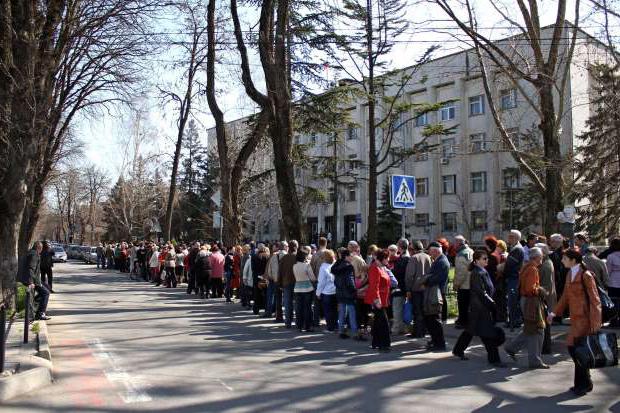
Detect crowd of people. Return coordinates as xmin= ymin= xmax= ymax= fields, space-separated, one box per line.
xmin=22 ymin=230 xmax=620 ymax=397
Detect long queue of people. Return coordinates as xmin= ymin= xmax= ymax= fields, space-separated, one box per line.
xmin=106 ymin=231 xmax=619 ymax=398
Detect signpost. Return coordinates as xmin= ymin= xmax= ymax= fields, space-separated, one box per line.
xmin=390 ymin=175 xmax=416 ymax=238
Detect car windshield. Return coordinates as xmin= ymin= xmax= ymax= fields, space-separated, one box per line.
xmin=54 ymin=247 xmax=65 ymax=253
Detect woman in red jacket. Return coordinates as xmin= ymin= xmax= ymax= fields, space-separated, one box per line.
xmin=365 ymin=249 xmax=392 ymax=352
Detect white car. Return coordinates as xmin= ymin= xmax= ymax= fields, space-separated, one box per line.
xmin=52 ymin=246 xmax=67 ymax=263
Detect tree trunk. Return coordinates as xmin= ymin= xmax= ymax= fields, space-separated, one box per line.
xmin=164 ymin=117 xmax=188 ymax=242
xmin=539 ymin=81 xmax=563 ymax=236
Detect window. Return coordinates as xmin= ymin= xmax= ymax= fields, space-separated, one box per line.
xmin=416 ymin=177 xmax=429 ymax=197
xmin=442 ymin=138 xmax=456 ymax=158
xmin=415 ymin=213 xmax=429 ymax=227
xmin=415 ymin=112 xmax=428 ymax=127
xmin=346 ymin=127 xmax=358 ymax=140
xmin=470 ymin=133 xmax=487 ymax=152
xmin=500 ymin=88 xmax=517 ymax=109
xmin=469 ymin=95 xmax=485 ymax=116
xmin=348 ymin=185 xmax=356 ymax=201
xmin=348 ymin=161 xmax=356 ymax=170
xmin=471 ymin=171 xmax=487 ymax=193
xmin=442 ymin=212 xmax=457 ymax=232
xmin=414 ymin=152 xmax=429 ymax=162
xmin=471 ymin=211 xmax=487 ymax=231
xmin=502 ymin=168 xmax=521 ymax=189
xmin=310 ymin=133 xmax=318 ymax=144
xmin=442 ymin=175 xmax=456 ymax=194
xmin=440 ymin=103 xmax=456 ymax=121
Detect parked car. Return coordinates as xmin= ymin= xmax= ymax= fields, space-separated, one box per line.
xmin=84 ymin=247 xmax=98 ymax=264
xmin=79 ymin=246 xmax=91 ymax=261
xmin=51 ymin=246 xmax=67 ymax=263
xmin=67 ymin=245 xmax=81 ymax=259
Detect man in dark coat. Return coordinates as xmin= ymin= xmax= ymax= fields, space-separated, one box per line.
xmin=422 ymin=242 xmax=450 ymax=351
xmin=18 ymin=242 xmax=51 ymax=320
xmin=40 ymin=241 xmax=55 ymax=293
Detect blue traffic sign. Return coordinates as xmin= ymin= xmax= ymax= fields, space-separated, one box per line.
xmin=391 ymin=175 xmax=416 ymax=209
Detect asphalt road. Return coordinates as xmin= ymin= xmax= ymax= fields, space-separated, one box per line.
xmin=3 ymin=261 xmax=620 ymax=413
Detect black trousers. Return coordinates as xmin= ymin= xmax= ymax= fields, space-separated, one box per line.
xmin=411 ymin=291 xmax=426 ymax=337
xmin=568 ymin=345 xmax=593 ymax=391
xmin=41 ymin=267 xmax=53 ymax=290
xmin=371 ymin=308 xmax=391 ymax=349
xmin=441 ymin=291 xmax=448 ymax=321
xmin=453 ymin=330 xmax=501 ymax=363
xmin=456 ymin=289 xmax=470 ymax=325
xmin=424 ymin=313 xmax=446 ymax=348
xmin=274 ymin=284 xmax=283 ymax=321
xmin=211 ymin=278 xmax=223 ymax=298
xmin=543 ymin=320 xmax=552 ymax=353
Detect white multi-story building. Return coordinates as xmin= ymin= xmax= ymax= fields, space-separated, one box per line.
xmin=209 ymin=24 xmax=609 ymax=245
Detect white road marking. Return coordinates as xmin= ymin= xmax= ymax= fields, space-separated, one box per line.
xmin=88 ymin=338 xmax=152 ymax=403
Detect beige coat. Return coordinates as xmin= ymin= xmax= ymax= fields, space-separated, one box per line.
xmin=405 ymin=252 xmax=432 ymax=292
xmin=539 ymin=257 xmax=557 ymax=311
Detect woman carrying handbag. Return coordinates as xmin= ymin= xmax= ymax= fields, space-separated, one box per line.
xmin=548 ymin=248 xmax=602 ymax=397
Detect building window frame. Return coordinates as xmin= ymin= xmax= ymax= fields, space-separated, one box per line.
xmin=471 ymin=210 xmax=488 ymax=231
xmin=415 ymin=213 xmax=429 ymax=227
xmin=415 ymin=112 xmax=428 ymax=127
xmin=502 ymin=167 xmax=521 ymax=189
xmin=470 ymin=133 xmax=487 ymax=153
xmin=442 ymin=175 xmax=456 ymax=194
xmin=471 ymin=171 xmax=488 ymax=193
xmin=469 ymin=95 xmax=485 ymax=116
xmin=500 ymin=88 xmax=517 ymax=110
xmin=416 ymin=177 xmax=429 ymax=197
xmin=439 ymin=103 xmax=456 ymax=121
xmin=442 ymin=212 xmax=457 ymax=232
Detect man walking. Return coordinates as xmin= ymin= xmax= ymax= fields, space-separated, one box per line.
xmin=453 ymin=235 xmax=473 ymax=329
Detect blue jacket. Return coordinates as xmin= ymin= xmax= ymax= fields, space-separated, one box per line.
xmin=504 ymin=244 xmax=524 ymax=281
xmin=424 ymin=254 xmax=450 ymax=291
xmin=331 ymin=259 xmax=357 ymax=304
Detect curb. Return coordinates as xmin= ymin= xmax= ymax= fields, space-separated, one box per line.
xmin=0 ymin=321 xmax=54 ymax=401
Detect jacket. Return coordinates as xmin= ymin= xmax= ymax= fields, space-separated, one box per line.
xmin=266 ymin=251 xmax=286 ymax=282
xmin=364 ymin=262 xmax=391 ymax=307
xmin=209 ymin=252 xmax=225 ymax=279
xmin=504 ymin=243 xmax=524 ymax=281
xmin=195 ymin=251 xmax=212 ymax=282
xmin=310 ymin=249 xmax=327 ymax=278
xmin=18 ymin=249 xmax=41 ymax=286
xmin=278 ymin=253 xmax=298 ymax=288
xmin=467 ymin=265 xmax=497 ymax=338
xmin=422 ymin=254 xmax=450 ymax=315
xmin=583 ymin=252 xmax=609 ymax=288
xmin=242 ymin=257 xmax=253 ymax=287
xmin=293 ymin=262 xmax=316 ymax=293
xmin=391 ymin=254 xmax=409 ymax=297
xmin=607 ymin=251 xmax=620 ymax=289
xmin=519 ymin=261 xmax=543 ymax=297
xmin=539 ymin=257 xmax=557 ymax=311
xmin=40 ymin=249 xmax=54 ymax=269
xmin=331 ymin=259 xmax=357 ymax=304
xmin=316 ymin=262 xmax=336 ymax=296
xmin=350 ymin=255 xmax=369 ymax=298
xmin=405 ymin=252 xmax=432 ymax=292
xmin=553 ymin=268 xmax=602 ymax=346
xmin=453 ymin=245 xmax=473 ymax=290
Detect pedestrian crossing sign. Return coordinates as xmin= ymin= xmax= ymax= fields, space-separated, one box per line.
xmin=391 ymin=175 xmax=416 ymax=209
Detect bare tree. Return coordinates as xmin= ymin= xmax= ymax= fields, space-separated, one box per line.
xmin=161 ymin=0 xmax=210 ymax=242
xmin=433 ymin=0 xmax=582 ymax=236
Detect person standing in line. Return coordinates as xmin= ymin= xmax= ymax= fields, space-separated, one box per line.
xmin=332 ymin=248 xmax=363 ymax=340
xmin=224 ymin=247 xmax=235 ymax=303
xmin=316 ymin=249 xmax=337 ymax=331
xmin=548 ymin=249 xmax=602 ymax=396
xmin=164 ymin=245 xmax=177 ymax=288
xmin=452 ymin=250 xmax=506 ymax=367
xmin=195 ymin=245 xmax=212 ymax=299
xmin=40 ymin=241 xmax=55 ymax=293
xmin=175 ymin=246 xmax=186 ymax=286
xmin=605 ymin=238 xmax=620 ymax=328
xmin=574 ymin=233 xmax=590 ymax=256
xmin=423 ymin=242 xmax=450 ymax=352
xmin=96 ymin=243 xmax=105 ymax=269
xmin=505 ymin=230 xmax=525 ymax=330
xmin=310 ymin=237 xmax=329 ymax=327
xmin=536 ymin=243 xmax=556 ymax=355
xmin=549 ymin=234 xmax=568 ymax=322
xmin=265 ymin=242 xmax=286 ymax=318
xmin=348 ymin=241 xmax=370 ymax=337
xmin=149 ymin=245 xmax=160 ymax=285
xmin=453 ymin=235 xmax=474 ymax=329
xmin=405 ymin=240 xmax=432 ymax=338
xmin=583 ymin=247 xmax=609 ymax=289
xmin=365 ymin=249 xmax=392 ymax=352
xmin=523 ymin=233 xmax=538 ymax=262
xmin=251 ymin=245 xmax=269 ymax=314
xmin=272 ymin=241 xmax=288 ymax=322
xmin=293 ymin=248 xmax=317 ymax=332
xmin=242 ymin=245 xmax=254 ymax=308
xmin=209 ymin=246 xmax=226 ymax=298
xmin=504 ymin=247 xmax=549 ymax=369
xmin=391 ymin=238 xmax=410 ymax=336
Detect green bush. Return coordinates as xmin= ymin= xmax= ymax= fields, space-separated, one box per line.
xmin=16 ymin=284 xmax=27 ymax=313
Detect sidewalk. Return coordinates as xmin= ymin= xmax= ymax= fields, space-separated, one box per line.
xmin=0 ymin=316 xmax=53 ymax=401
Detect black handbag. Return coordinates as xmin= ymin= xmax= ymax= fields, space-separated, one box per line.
xmin=573 ymin=332 xmax=618 ymax=369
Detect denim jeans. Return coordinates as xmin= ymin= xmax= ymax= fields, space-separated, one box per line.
xmin=265 ymin=281 xmax=276 ymax=315
xmin=338 ymin=302 xmax=357 ymax=335
xmin=224 ymin=271 xmax=233 ymax=301
xmin=283 ymin=286 xmax=295 ymax=327
xmin=507 ymin=278 xmax=522 ymax=328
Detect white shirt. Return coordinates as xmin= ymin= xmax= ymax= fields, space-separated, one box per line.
xmin=570 ymin=264 xmax=581 ymax=282
xmin=316 ymin=262 xmax=336 ymax=297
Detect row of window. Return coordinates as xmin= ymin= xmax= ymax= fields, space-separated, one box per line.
xmin=414 ymin=211 xmax=488 ymax=232
xmin=415 ymin=168 xmax=521 ymax=196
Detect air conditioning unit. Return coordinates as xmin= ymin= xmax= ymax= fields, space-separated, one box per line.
xmin=441 ymin=158 xmax=450 ymax=165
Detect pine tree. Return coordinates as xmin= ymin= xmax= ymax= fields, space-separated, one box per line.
xmin=377 ymin=178 xmax=401 ymax=247
xmin=574 ymin=64 xmax=620 ymax=240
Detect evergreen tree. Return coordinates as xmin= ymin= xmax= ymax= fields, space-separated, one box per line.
xmin=377 ymin=178 xmax=401 ymax=247
xmin=574 ymin=64 xmax=620 ymax=240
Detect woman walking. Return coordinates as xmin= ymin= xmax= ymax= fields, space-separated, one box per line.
xmin=365 ymin=249 xmax=391 ymax=352
xmin=293 ymin=249 xmax=317 ymax=332
xmin=548 ymin=249 xmax=602 ymax=396
xmin=452 ymin=250 xmax=506 ymax=367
